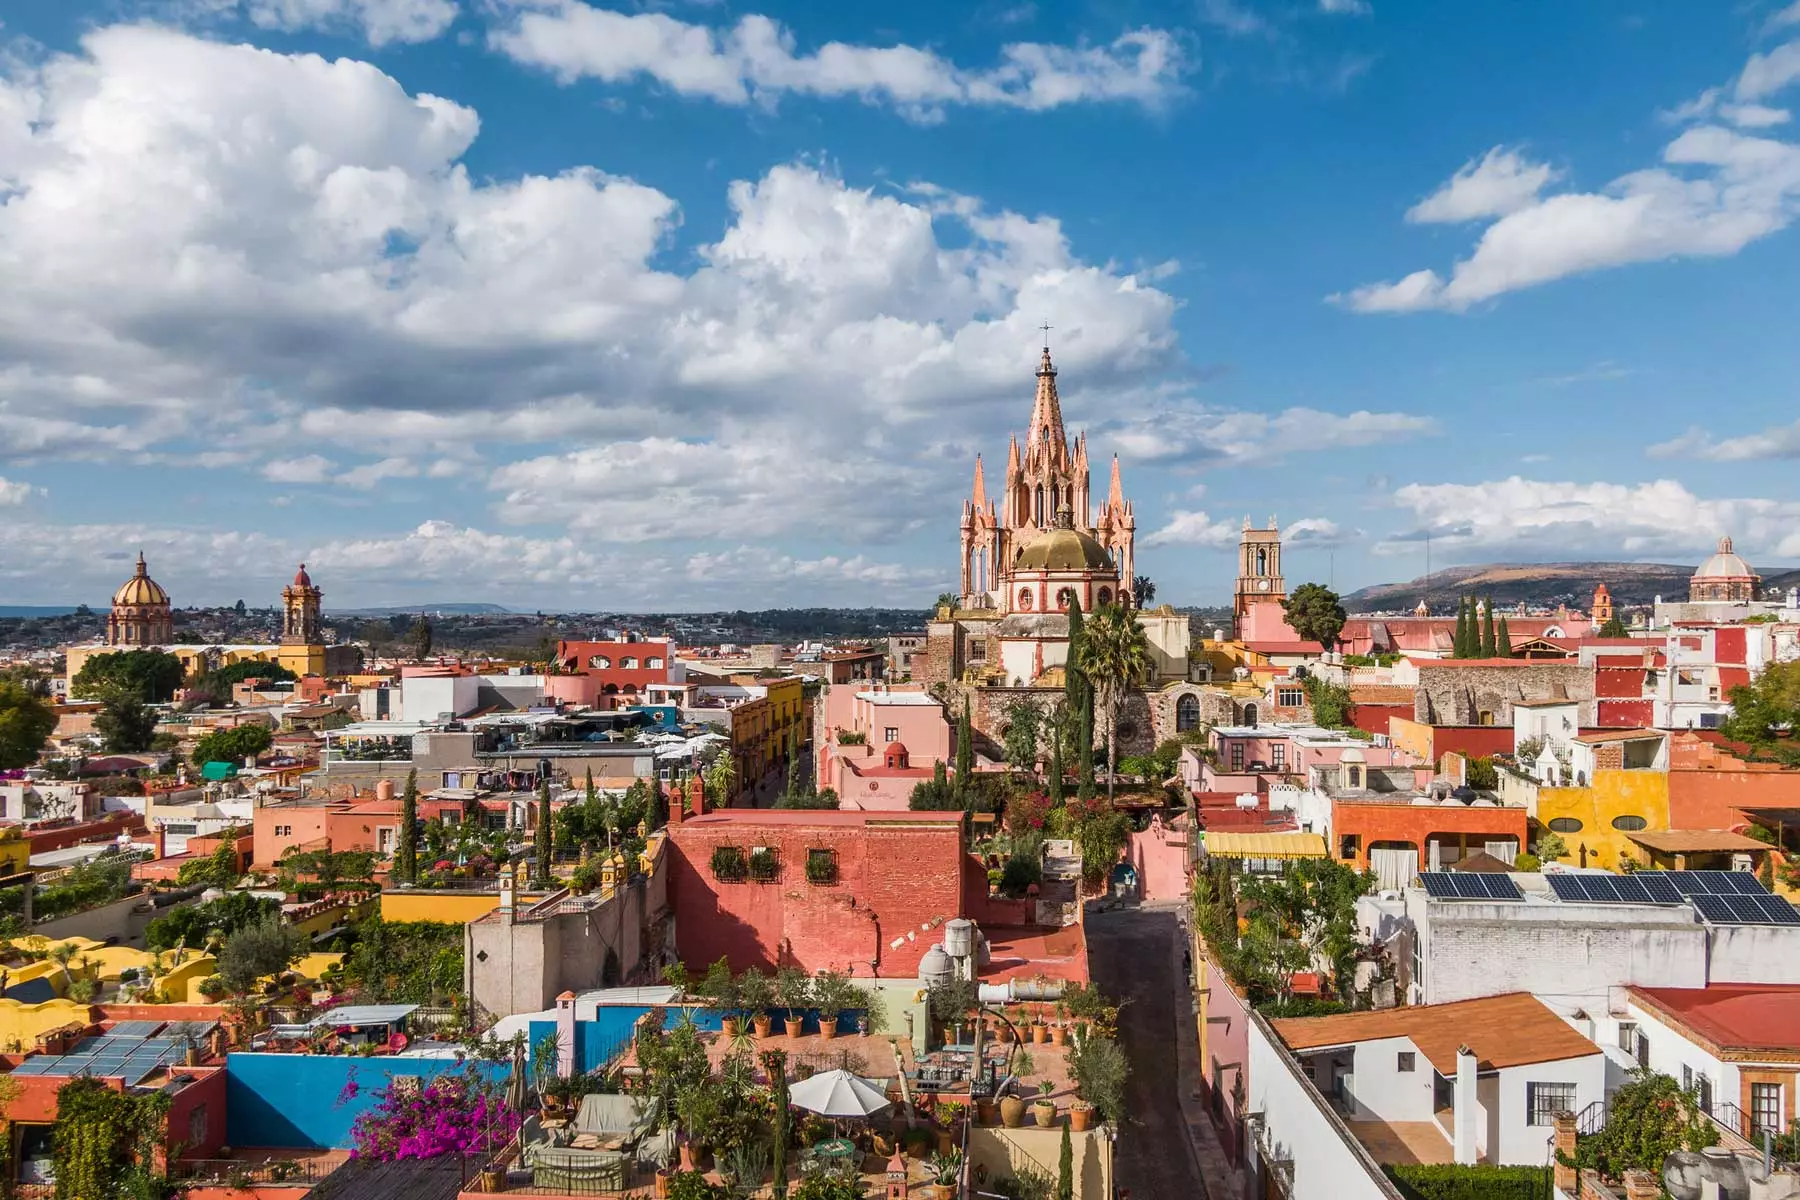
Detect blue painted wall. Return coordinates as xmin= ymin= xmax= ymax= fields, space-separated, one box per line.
xmin=225 ymin=1053 xmax=507 ymax=1149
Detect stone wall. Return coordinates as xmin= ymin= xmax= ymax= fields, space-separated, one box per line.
xmin=1413 ymin=661 xmax=1595 ymax=727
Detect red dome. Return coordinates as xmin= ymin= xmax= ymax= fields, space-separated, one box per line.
xmin=293 ymin=563 xmax=313 ymax=587
xmin=883 ymin=741 xmax=909 ymax=758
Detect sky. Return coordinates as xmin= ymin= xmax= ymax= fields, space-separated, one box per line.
xmin=3 ymin=0 xmax=1800 ymax=611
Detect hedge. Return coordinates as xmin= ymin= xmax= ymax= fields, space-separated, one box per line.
xmin=1383 ymin=1164 xmax=1552 ymax=1200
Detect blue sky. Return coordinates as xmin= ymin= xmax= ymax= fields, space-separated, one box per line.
xmin=2 ymin=0 xmax=1799 ymax=610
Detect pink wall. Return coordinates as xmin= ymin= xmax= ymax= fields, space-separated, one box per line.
xmin=817 ymin=686 xmax=950 ymax=795
xmin=1197 ymin=955 xmax=1252 ymax=1165
xmin=834 ymin=767 xmax=931 ymax=810
xmin=1238 ymin=601 xmax=1302 ymax=644
xmin=1126 ymin=814 xmax=1189 ymax=901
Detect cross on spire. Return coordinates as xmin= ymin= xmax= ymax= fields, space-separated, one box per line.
xmin=1038 ymin=321 xmax=1053 ymax=351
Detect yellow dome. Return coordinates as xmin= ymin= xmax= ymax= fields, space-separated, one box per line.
xmin=113 ymin=553 xmax=171 ymax=608
xmin=1014 ymin=525 xmax=1114 ymax=572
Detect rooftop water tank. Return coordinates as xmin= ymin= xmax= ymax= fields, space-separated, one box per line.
xmin=944 ymin=919 xmax=975 ymax=959
xmin=919 ymin=945 xmax=953 ymax=988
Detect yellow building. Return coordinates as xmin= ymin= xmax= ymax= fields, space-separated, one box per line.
xmin=1523 ymin=768 xmax=1671 ymax=871
xmin=728 ymin=675 xmax=807 ymax=795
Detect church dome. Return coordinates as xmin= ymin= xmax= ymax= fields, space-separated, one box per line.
xmin=292 ymin=563 xmax=314 ymax=587
xmin=112 ymin=553 xmax=170 ymax=608
xmin=1694 ymin=536 xmax=1754 ymax=580
xmin=1014 ymin=525 xmax=1113 ymax=572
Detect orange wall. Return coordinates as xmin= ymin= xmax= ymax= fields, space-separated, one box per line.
xmin=253 ymin=807 xmax=330 ymax=867
xmin=1331 ymin=801 xmax=1528 ymax=868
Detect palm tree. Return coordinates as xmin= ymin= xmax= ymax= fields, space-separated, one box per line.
xmin=705 ymin=751 xmax=736 ymax=807
xmin=1079 ymin=604 xmax=1152 ymax=800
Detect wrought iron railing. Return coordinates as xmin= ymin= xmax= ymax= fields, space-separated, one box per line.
xmin=175 ymin=1157 xmax=334 ymax=1185
xmin=1573 ymin=1100 xmax=1607 ymax=1136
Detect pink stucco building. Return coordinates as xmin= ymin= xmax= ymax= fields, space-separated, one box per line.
xmin=815 ymin=685 xmax=953 ymax=811
xmin=1182 ymin=722 xmax=1416 ymax=795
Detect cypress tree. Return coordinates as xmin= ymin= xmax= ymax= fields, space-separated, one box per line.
xmin=1481 ymin=597 xmax=1498 ymax=658
xmin=1057 ymin=1121 xmax=1074 ymax=1200
xmin=533 ymin=776 xmax=552 ymax=888
xmin=1047 ymin=724 xmax=1065 ymax=806
xmin=1496 ymin=615 xmax=1513 ymax=659
xmin=766 ymin=1049 xmax=790 ymax=1199
xmin=1452 ymin=597 xmax=1470 ymax=658
xmin=956 ymin=697 xmax=974 ymax=801
xmin=1067 ymin=597 xmax=1095 ymax=801
xmin=397 ymin=768 xmax=418 ymax=884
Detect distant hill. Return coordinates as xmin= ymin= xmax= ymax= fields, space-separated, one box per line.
xmin=1343 ymin=562 xmax=1800 ymax=614
xmin=326 ymin=603 xmax=514 ymax=616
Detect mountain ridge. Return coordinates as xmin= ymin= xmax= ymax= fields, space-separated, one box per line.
xmin=1342 ymin=561 xmax=1800 ymax=613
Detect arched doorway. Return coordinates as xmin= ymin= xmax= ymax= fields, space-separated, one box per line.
xmin=1242 ymin=703 xmax=1259 ymax=727
xmin=1177 ymin=693 xmax=1201 ymax=732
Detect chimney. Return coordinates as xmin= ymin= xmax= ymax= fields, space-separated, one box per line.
xmin=669 ymin=780 xmax=684 ymax=825
xmin=153 ymin=826 xmax=168 ymax=860
xmin=1552 ymin=1114 xmax=1577 ymax=1194
xmin=498 ymin=870 xmax=515 ymax=923
xmin=555 ymin=992 xmax=578 ymax=1076
xmin=1454 ymin=1044 xmax=1479 ymax=1165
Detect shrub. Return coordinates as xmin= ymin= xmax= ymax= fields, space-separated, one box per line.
xmin=1383 ymin=1164 xmax=1552 ymax=1200
xmin=711 ymin=845 xmax=747 ymax=882
xmin=1513 ymin=853 xmax=1542 ymax=872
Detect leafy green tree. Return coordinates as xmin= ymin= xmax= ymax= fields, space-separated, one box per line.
xmin=0 ymin=681 xmax=57 ymax=769
xmin=94 ymin=685 xmax=159 ymax=753
xmin=51 ymin=1075 xmax=172 ymax=1200
xmin=174 ymin=828 xmax=247 ymax=890
xmin=146 ymin=891 xmax=275 ymax=951
xmin=1536 ymin=831 xmax=1569 ymax=862
xmin=1079 ymin=604 xmax=1152 ymax=800
xmin=70 ymin=649 xmax=184 ymax=702
xmin=704 ymin=753 xmax=735 ymax=808
xmin=396 ymin=768 xmax=419 ymax=884
xmin=207 ymin=659 xmax=298 ymax=688
xmin=955 ymin=698 xmax=975 ymax=796
xmin=1282 ymin=583 xmax=1347 ymax=651
xmin=1466 ymin=756 xmax=1499 ymax=790
xmin=1598 ymin=616 xmax=1630 ymax=638
xmin=217 ymin=915 xmax=300 ymax=995
xmin=1567 ymin=1069 xmax=1715 ymax=1177
xmin=1496 ymin=615 xmax=1513 ymax=658
xmin=408 ymin=614 xmax=434 ymax=662
xmin=1001 ymin=698 xmax=1042 ymax=775
xmin=1068 ymin=1035 xmax=1130 ymax=1125
xmin=908 ymin=760 xmax=962 ymax=811
xmin=1133 ymin=575 xmax=1156 ymax=607
xmin=1046 ymin=705 xmax=1066 ymax=806
xmin=1720 ymin=661 xmax=1800 ymax=762
xmin=1480 ymin=598 xmax=1498 ymax=658
xmin=191 ymin=722 xmax=273 ymax=767
xmin=1301 ymin=676 xmax=1353 ymax=729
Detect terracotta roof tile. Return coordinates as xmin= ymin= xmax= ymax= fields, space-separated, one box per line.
xmin=1273 ymin=992 xmax=1600 ymax=1074
xmin=1627 ymin=985 xmax=1800 ymax=1057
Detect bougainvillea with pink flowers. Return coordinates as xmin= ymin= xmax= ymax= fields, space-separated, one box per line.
xmin=349 ymin=1069 xmax=518 ymax=1161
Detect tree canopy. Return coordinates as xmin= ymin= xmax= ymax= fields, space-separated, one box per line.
xmin=1077 ymin=603 xmax=1151 ymax=799
xmin=1281 ymin=583 xmax=1347 ymax=650
xmin=1720 ymin=661 xmax=1800 ymax=764
xmin=217 ymin=915 xmax=301 ymax=995
xmin=94 ymin=685 xmax=159 ymax=753
xmin=0 ymin=681 xmax=56 ymax=769
xmin=70 ymin=649 xmax=184 ymax=703
xmin=191 ymin=722 xmax=273 ymax=767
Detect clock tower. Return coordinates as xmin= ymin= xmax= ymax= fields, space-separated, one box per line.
xmin=1234 ymin=517 xmax=1286 ymax=625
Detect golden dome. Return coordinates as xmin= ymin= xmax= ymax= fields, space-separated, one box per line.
xmin=1014 ymin=525 xmax=1114 ymax=572
xmin=112 ymin=553 xmax=171 ymax=608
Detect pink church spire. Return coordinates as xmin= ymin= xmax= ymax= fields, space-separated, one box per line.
xmin=1027 ymin=347 xmax=1066 ymax=455
xmin=970 ymin=454 xmax=987 ymax=509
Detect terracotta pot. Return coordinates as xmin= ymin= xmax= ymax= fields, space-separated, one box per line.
xmin=753 ymin=1015 xmax=773 ymax=1039
xmin=785 ymin=1017 xmax=804 ymax=1037
xmin=479 ymin=1168 xmax=505 ymax=1192
xmin=1069 ymin=1104 xmax=1093 ymax=1132
xmin=819 ymin=1017 xmax=838 ymax=1040
xmin=654 ymin=1168 xmax=672 ymax=1198
xmin=679 ymin=1143 xmax=697 ymax=1171
xmin=1032 ymin=1100 xmax=1057 ymax=1128
xmin=1030 ymin=1024 xmax=1048 ymax=1044
xmin=976 ymin=1098 xmax=996 ymax=1124
xmin=720 ymin=1017 xmax=741 ymax=1038
xmin=937 ymin=1129 xmax=954 ymax=1155
xmin=999 ymin=1095 xmax=1027 ymax=1129
xmin=1049 ymin=1025 xmax=1067 ymax=1046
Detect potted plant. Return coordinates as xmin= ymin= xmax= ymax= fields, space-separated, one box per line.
xmin=775 ymin=965 xmax=811 ymax=1037
xmin=1049 ymin=1001 xmax=1069 ymax=1046
xmin=923 ymin=1149 xmax=963 ymax=1200
xmin=1069 ymin=1099 xmax=1094 ymax=1132
xmin=902 ymin=1126 xmax=934 ymax=1160
xmin=739 ymin=967 xmax=774 ymax=1038
xmin=1030 ymin=1008 xmax=1048 ymax=1044
xmin=811 ymin=970 xmax=857 ymax=1040
xmin=1031 ymin=1079 xmax=1056 ymax=1127
xmin=699 ymin=958 xmax=741 ymax=1037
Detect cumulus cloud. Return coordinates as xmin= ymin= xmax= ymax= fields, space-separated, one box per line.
xmin=0 ymin=477 xmax=40 ymax=506
xmin=1103 ymin=405 xmax=1438 ymax=466
xmin=487 ymin=2 xmax=1186 ymax=117
xmin=1379 ymin=476 xmax=1800 ymax=560
xmin=1405 ymin=147 xmax=1560 ymax=224
xmin=1648 ymin=420 xmax=1800 ymax=462
xmin=1337 ymin=42 xmax=1800 ymax=312
xmin=1144 ymin=510 xmax=1241 ymax=548
xmin=263 ymin=455 xmax=337 ymax=484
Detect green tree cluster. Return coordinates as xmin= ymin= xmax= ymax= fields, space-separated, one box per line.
xmin=342 ymin=915 xmax=465 ymax=1004
xmin=1192 ymin=857 xmax=1374 ymax=1006
xmin=1078 ymin=603 xmax=1151 ymax=799
xmin=1301 ymin=676 xmax=1354 ymax=730
xmin=51 ymin=1075 xmax=173 ymax=1200
xmin=217 ymin=914 xmax=302 ymax=995
xmin=146 ymin=890 xmax=276 ymax=952
xmin=191 ymin=722 xmax=273 ymax=768
xmin=1282 ymin=583 xmax=1347 ymax=651
xmin=1451 ymin=597 xmax=1506 ymax=659
xmin=0 ymin=681 xmax=57 ymax=769
xmin=1565 ymin=1069 xmax=1715 ymax=1178
xmin=70 ymin=649 xmax=184 ymax=703
xmin=1066 ymin=598 xmax=1095 ymax=800
xmin=93 ymin=685 xmax=159 ymax=753
xmin=1720 ymin=661 xmax=1800 ymax=765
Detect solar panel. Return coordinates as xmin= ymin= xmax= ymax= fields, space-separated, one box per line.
xmin=1689 ymin=892 xmax=1796 ymax=925
xmin=1726 ymin=872 xmax=1768 ymax=895
xmin=1451 ymin=874 xmax=1487 ymax=898
xmin=1587 ymin=875 xmax=1624 ymax=902
xmin=1478 ymin=874 xmax=1524 ymax=900
xmin=1640 ymin=874 xmax=1683 ymax=904
xmin=106 ymin=1020 xmax=165 ymax=1039
xmin=1546 ymin=874 xmax=1586 ymax=901
xmin=1758 ymin=896 xmax=1800 ymax=924
xmin=1695 ymin=870 xmax=1743 ymax=894
xmin=1421 ymin=873 xmax=1460 ymax=899
xmin=8 ymin=1060 xmax=49 ymax=1076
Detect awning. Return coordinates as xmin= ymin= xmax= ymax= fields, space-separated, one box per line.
xmin=313 ymin=1003 xmax=419 ymax=1027
xmin=1627 ymin=830 xmax=1770 ymax=854
xmin=1201 ymin=831 xmax=1328 ymax=859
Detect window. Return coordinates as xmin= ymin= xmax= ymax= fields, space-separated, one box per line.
xmin=748 ymin=846 xmax=781 ymax=883
xmin=710 ymin=844 xmax=747 ymax=882
xmin=1617 ymin=1022 xmax=1638 ymax=1053
xmin=1018 ymin=589 xmax=1034 ymax=611
xmin=1751 ymin=1083 xmax=1783 ymax=1136
xmin=1177 ymin=694 xmax=1200 ymax=732
xmin=1056 ymin=587 xmax=1076 ymax=610
xmin=1397 ymin=1052 xmax=1415 ymax=1073
xmin=1611 ymin=814 xmax=1648 ymax=831
xmin=622 ymin=656 xmax=639 ymax=669
xmin=1527 ymin=1082 xmax=1577 ymax=1126
xmin=1231 ymin=742 xmax=1245 ymax=771
xmin=806 ymin=848 xmax=837 ymax=885
xmin=647 ymin=657 xmax=664 ymax=668
xmin=275 ymin=825 xmax=292 ymax=838
xmin=1682 ymin=1065 xmax=1693 ymax=1090
xmin=1277 ymin=688 xmax=1304 ymax=708
xmin=1548 ymin=817 xmax=1584 ymax=834
xmin=1098 ymin=587 xmax=1112 ymax=606
xmin=1271 ymin=744 xmax=1286 ymax=770
xmin=1341 ymin=834 xmax=1360 ymax=860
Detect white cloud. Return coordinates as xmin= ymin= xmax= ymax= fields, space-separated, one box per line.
xmin=194 ymin=0 xmax=460 ymax=45
xmin=1318 ymin=0 xmax=1371 ymax=14
xmin=1340 ymin=42 xmax=1800 ymax=313
xmin=487 ymin=3 xmax=1186 ymax=117
xmin=0 ymin=25 xmax=1188 ymax=570
xmin=1284 ymin=517 xmax=1347 ymax=545
xmin=1773 ymin=1 xmax=1800 ymax=30
xmin=1405 ymin=147 xmax=1560 ymax=224
xmin=0 ymin=477 xmax=39 ymax=506
xmin=1648 ymin=420 xmax=1800 ymax=461
xmin=263 ymin=455 xmax=337 ymax=484
xmin=1105 ymin=405 xmax=1438 ymax=466
xmin=1380 ymin=476 xmax=1800 ymax=560
xmin=1722 ymin=103 xmax=1792 ymax=128
xmin=1144 ymin=510 xmax=1240 ymax=548
xmin=1197 ymin=0 xmax=1272 ymax=37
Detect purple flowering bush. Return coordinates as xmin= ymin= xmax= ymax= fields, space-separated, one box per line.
xmin=349 ymin=1069 xmax=519 ymax=1161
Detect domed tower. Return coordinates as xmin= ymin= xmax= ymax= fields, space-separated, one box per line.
xmin=1591 ymin=583 xmax=1614 ymax=625
xmin=1689 ymin=536 xmax=1760 ymax=604
xmin=107 ymin=553 xmax=174 ymax=647
xmin=282 ymin=564 xmax=323 ymax=646
xmin=1005 ymin=503 xmax=1122 ymax=615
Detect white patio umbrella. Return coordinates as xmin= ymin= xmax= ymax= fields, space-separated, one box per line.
xmin=786 ymin=1068 xmax=892 ymax=1119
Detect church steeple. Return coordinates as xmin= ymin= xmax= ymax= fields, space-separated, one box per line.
xmin=1028 ymin=347 xmax=1067 ymax=456
xmin=970 ymin=454 xmax=987 ymax=509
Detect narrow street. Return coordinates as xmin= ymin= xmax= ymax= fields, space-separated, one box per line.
xmin=1087 ymin=904 xmax=1212 ymax=1200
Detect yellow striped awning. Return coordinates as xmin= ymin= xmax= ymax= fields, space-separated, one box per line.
xmin=1200 ymin=831 xmax=1328 ymax=859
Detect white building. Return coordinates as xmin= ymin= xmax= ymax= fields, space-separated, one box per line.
xmin=1269 ymin=992 xmax=1606 ymax=1167
xmin=1621 ymin=984 xmax=1800 ymax=1143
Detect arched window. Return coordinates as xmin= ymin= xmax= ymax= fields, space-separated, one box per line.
xmin=622 ymin=656 xmax=639 ymax=669
xmin=1098 ymin=587 xmax=1113 ymax=607
xmin=1035 ymin=485 xmax=1045 ymax=523
xmin=1478 ymin=710 xmax=1495 ymax=726
xmin=647 ymin=656 xmax=664 ymax=668
xmin=1177 ymin=694 xmax=1200 ymax=732
xmin=588 ymin=655 xmax=611 ymax=669
xmin=1256 ymin=548 xmax=1268 ymax=575
xmin=602 ymin=683 xmax=620 ymax=695
xmin=1056 ymin=587 xmax=1075 ymax=610
xmin=1242 ymin=703 xmax=1259 ymax=727
xmin=1018 ymin=588 xmax=1034 ymax=611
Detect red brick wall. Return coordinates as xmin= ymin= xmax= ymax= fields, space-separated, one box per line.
xmin=666 ymin=815 xmax=970 ymax=977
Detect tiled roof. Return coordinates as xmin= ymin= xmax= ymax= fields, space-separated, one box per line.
xmin=1273 ymin=992 xmax=1600 ymax=1074
xmin=1625 ymin=829 xmax=1771 ymax=853
xmin=1628 ymin=985 xmax=1800 ymax=1057
xmin=1573 ymin=729 xmax=1664 ymax=744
